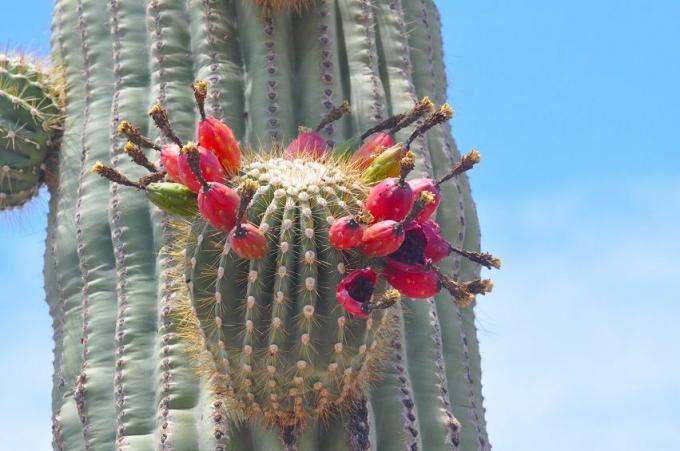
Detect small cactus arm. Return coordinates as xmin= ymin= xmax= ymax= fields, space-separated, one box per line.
xmin=0 ymin=55 xmax=62 ymax=210
xmin=0 ymin=0 xmax=497 ymax=449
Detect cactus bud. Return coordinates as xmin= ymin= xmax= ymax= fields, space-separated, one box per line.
xmin=360 ymin=220 xmax=405 ymax=257
xmin=362 ymin=144 xmax=405 ymax=184
xmin=364 ymin=151 xmax=416 ymax=221
xmin=350 ymin=132 xmax=396 ymax=169
xmin=197 ymin=182 xmax=240 ymax=232
xmin=285 ymin=127 xmax=328 ymax=160
xmin=178 ymin=142 xmax=225 ymax=193
xmin=329 ymin=215 xmax=364 ymax=250
xmin=144 ymin=182 xmax=198 ymax=217
xmin=229 ymin=223 xmax=267 ymax=260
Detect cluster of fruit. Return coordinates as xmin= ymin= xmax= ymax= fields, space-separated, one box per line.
xmin=93 ymin=80 xmax=499 ymax=322
xmin=332 ymin=147 xmax=500 ymax=319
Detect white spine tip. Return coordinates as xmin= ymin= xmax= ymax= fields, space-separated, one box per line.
xmin=248 ymin=270 xmax=258 ymax=283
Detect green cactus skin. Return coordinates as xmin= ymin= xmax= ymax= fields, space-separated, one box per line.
xmin=0 ymin=55 xmax=61 ymax=210
xmin=34 ymin=0 xmax=492 ymax=449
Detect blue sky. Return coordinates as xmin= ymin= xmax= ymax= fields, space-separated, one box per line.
xmin=1 ymin=1 xmax=679 ymax=450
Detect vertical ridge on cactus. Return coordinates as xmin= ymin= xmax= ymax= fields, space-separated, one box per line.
xmin=0 ymin=0 xmax=498 ymax=449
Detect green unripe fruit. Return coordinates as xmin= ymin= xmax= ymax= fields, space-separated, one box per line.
xmin=362 ymin=144 xmax=404 ymax=184
xmin=145 ymin=182 xmax=198 ymax=217
xmin=0 ymin=55 xmax=62 ymax=210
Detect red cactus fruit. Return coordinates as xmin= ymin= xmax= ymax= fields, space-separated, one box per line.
xmin=229 ymin=223 xmax=267 ymax=260
xmin=365 ymin=178 xmax=413 ymax=222
xmin=178 ymin=144 xmax=225 ymax=193
xmin=285 ymin=128 xmax=328 ymax=159
xmin=365 ymin=151 xmax=416 ymax=221
xmin=420 ymin=220 xmax=451 ymax=263
xmin=197 ymin=182 xmax=240 ymax=232
xmin=384 ymin=262 xmax=441 ymax=299
xmin=408 ymin=177 xmax=441 ymax=223
xmin=360 ymin=220 xmax=405 ymax=257
xmin=192 ymin=80 xmax=241 ymax=176
xmin=160 ymin=144 xmax=181 ymax=182
xmin=350 ymin=132 xmax=395 ymax=169
xmin=336 ymin=268 xmax=378 ymax=319
xmin=198 ymin=117 xmax=241 ymax=177
xmin=329 ymin=216 xmax=365 ymax=250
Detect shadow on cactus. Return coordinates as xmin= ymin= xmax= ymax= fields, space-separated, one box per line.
xmin=93 ymin=81 xmax=500 ymax=446
xmin=0 ymin=54 xmax=63 ymax=211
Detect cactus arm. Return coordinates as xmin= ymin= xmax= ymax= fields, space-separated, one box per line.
xmin=50 ymin=1 xmax=87 ymax=449
xmin=335 ymin=0 xmax=386 ymax=133
xmin=187 ymin=0 xmax=247 ymax=139
xmin=146 ymin=1 xmax=211 ymax=448
xmin=71 ymin=0 xmax=120 ymax=447
xmin=108 ymin=0 xmax=160 ymax=447
xmin=368 ymin=3 xmax=430 ymax=450
xmin=233 ymin=1 xmax=296 ymax=144
xmin=291 ymin=1 xmax=347 ymax=143
xmin=44 ymin=182 xmax=65 ymax=450
xmin=373 ymin=2 xmax=463 ymax=450
xmin=402 ymin=1 xmax=491 ymax=449
xmin=427 ymin=8 xmax=490 ymax=442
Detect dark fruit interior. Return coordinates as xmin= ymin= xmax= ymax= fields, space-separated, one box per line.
xmin=348 ymin=276 xmax=376 ymax=304
xmin=389 ymin=227 xmax=426 ymax=265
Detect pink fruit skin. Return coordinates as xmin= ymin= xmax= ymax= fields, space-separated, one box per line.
xmin=360 ymin=220 xmax=405 ymax=257
xmin=351 ymin=132 xmax=395 ymax=169
xmin=420 ymin=220 xmax=450 ymax=263
xmin=408 ymin=178 xmax=441 ymax=223
xmin=384 ymin=263 xmax=440 ymax=299
xmin=229 ymin=223 xmax=267 ymax=260
xmin=160 ymin=144 xmax=181 ymax=182
xmin=365 ymin=178 xmax=414 ymax=222
xmin=178 ymin=145 xmax=225 ymax=193
xmin=197 ymin=182 xmax=240 ymax=232
xmin=336 ymin=268 xmax=378 ymax=319
xmin=198 ymin=117 xmax=241 ymax=177
xmin=329 ymin=216 xmax=364 ymax=250
xmin=285 ymin=130 xmax=328 ymax=159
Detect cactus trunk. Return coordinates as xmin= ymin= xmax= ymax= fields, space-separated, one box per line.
xmin=10 ymin=0 xmax=491 ymax=449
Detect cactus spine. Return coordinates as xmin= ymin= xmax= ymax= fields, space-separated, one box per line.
xmin=0 ymin=0 xmax=493 ymax=449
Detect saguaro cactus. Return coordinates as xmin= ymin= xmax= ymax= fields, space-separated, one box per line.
xmin=2 ymin=0 xmax=493 ymax=449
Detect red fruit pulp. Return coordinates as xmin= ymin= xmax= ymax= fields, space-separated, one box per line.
xmin=229 ymin=223 xmax=267 ymax=260
xmin=336 ymin=268 xmax=378 ymax=319
xmin=351 ymin=132 xmax=395 ymax=169
xmin=285 ymin=130 xmax=328 ymax=159
xmin=178 ymin=145 xmax=225 ymax=193
xmin=197 ymin=182 xmax=240 ymax=232
xmin=329 ymin=216 xmax=364 ymax=250
xmin=365 ymin=178 xmax=414 ymax=222
xmin=408 ymin=178 xmax=441 ymax=223
xmin=360 ymin=220 xmax=405 ymax=257
xmin=198 ymin=117 xmax=241 ymax=177
xmin=160 ymin=144 xmax=181 ymax=182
